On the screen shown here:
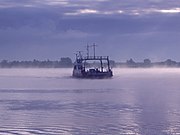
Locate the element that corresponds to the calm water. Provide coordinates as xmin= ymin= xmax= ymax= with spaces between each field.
xmin=0 ymin=68 xmax=180 ymax=135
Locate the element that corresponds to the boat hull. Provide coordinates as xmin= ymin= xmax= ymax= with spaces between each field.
xmin=73 ymin=70 xmax=113 ymax=79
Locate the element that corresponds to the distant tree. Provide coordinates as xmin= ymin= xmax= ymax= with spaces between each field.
xmin=126 ymin=58 xmax=136 ymax=67
xmin=143 ymin=59 xmax=151 ymax=67
xmin=0 ymin=60 xmax=9 ymax=68
xmin=144 ymin=59 xmax=151 ymax=64
xmin=164 ymin=59 xmax=177 ymax=66
xmin=59 ymin=57 xmax=73 ymax=67
xmin=33 ymin=59 xmax=39 ymax=67
xmin=109 ymin=60 xmax=116 ymax=67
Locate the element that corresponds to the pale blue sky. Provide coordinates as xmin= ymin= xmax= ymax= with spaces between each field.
xmin=0 ymin=0 xmax=180 ymax=61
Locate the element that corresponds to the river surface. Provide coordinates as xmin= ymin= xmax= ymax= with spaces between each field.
xmin=0 ymin=68 xmax=180 ymax=135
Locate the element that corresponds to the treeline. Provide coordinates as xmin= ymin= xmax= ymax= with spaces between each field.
xmin=0 ymin=57 xmax=180 ymax=68
xmin=0 ymin=57 xmax=73 ymax=68
xmin=115 ymin=58 xmax=180 ymax=68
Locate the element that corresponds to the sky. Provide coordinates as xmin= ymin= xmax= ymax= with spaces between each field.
xmin=0 ymin=0 xmax=180 ymax=62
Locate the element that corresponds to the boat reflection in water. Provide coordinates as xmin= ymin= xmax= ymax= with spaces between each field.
xmin=72 ymin=44 xmax=113 ymax=79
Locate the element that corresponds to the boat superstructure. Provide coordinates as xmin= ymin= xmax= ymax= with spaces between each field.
xmin=72 ymin=44 xmax=113 ymax=78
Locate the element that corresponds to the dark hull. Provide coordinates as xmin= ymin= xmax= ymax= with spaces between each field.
xmin=73 ymin=71 xmax=113 ymax=79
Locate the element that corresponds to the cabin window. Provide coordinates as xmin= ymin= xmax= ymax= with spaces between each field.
xmin=78 ymin=65 xmax=82 ymax=69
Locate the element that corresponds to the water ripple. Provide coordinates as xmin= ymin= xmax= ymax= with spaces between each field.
xmin=0 ymin=100 xmax=142 ymax=113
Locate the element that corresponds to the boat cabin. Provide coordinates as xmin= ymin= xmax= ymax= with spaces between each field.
xmin=72 ymin=44 xmax=113 ymax=78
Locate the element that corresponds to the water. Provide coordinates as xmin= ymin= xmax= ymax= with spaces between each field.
xmin=0 ymin=68 xmax=180 ymax=135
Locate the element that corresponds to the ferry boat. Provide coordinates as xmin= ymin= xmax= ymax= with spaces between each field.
xmin=72 ymin=44 xmax=113 ymax=78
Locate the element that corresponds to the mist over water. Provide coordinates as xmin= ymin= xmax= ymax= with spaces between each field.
xmin=0 ymin=68 xmax=180 ymax=134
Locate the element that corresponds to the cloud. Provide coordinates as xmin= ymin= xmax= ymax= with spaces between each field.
xmin=44 ymin=0 xmax=69 ymax=6
xmin=0 ymin=0 xmax=180 ymax=16
xmin=78 ymin=9 xmax=98 ymax=14
xmin=65 ymin=9 xmax=99 ymax=15
xmin=0 ymin=0 xmax=180 ymax=60
xmin=157 ymin=8 xmax=180 ymax=13
xmin=148 ymin=0 xmax=163 ymax=3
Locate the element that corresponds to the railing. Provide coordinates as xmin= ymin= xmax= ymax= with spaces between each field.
xmin=82 ymin=56 xmax=109 ymax=60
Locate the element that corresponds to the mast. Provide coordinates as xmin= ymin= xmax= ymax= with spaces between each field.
xmin=86 ymin=44 xmax=89 ymax=58
xmin=107 ymin=56 xmax=110 ymax=70
xmin=91 ymin=43 xmax=97 ymax=58
xmin=75 ymin=53 xmax=78 ymax=60
xmin=100 ymin=56 xmax=103 ymax=72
